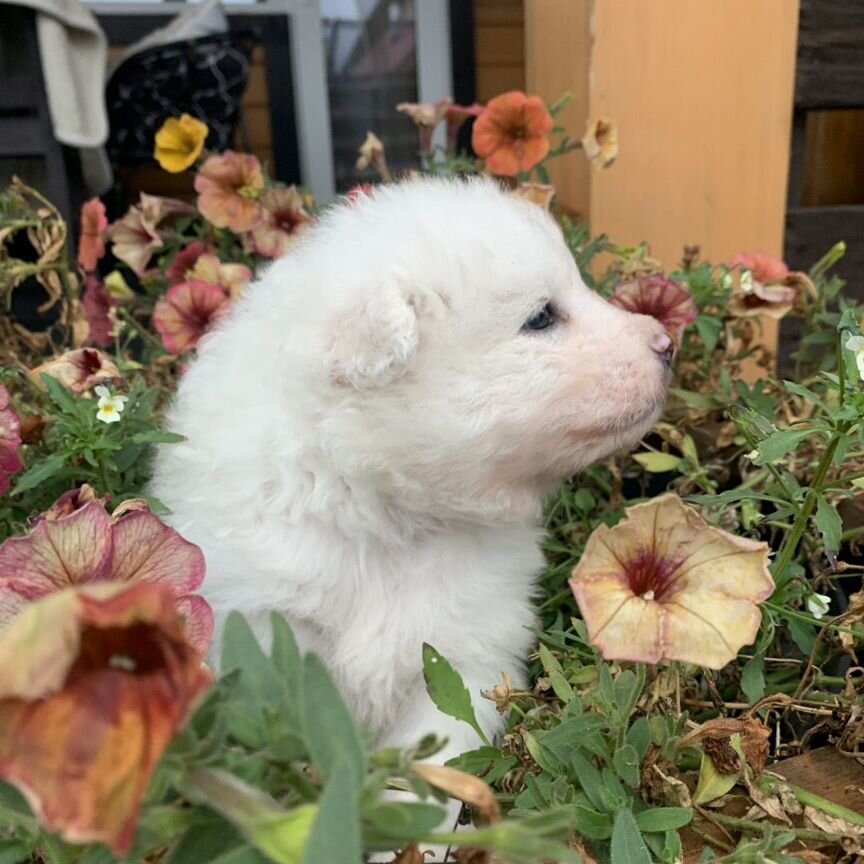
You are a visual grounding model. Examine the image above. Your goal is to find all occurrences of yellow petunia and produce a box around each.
[154,114,209,174]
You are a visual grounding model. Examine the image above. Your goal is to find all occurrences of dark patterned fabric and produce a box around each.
[106,33,254,164]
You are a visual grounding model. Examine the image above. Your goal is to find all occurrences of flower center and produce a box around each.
[625,547,683,602]
[238,184,262,200]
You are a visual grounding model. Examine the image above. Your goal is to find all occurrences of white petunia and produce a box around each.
[844,334,864,381]
[95,385,128,424]
[806,592,831,620]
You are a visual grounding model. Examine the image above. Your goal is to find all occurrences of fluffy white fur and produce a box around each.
[152,177,671,766]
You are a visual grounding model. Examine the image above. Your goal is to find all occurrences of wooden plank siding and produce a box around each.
[474,0,525,103]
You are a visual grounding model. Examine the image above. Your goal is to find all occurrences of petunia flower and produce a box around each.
[250,186,312,259]
[472,91,553,177]
[152,279,231,354]
[82,275,115,347]
[195,150,264,233]
[0,487,213,651]
[581,118,619,169]
[30,348,123,395]
[727,267,797,320]
[0,581,211,854]
[108,194,194,275]
[0,385,23,497]
[513,182,556,210]
[806,592,831,619]
[729,251,789,284]
[610,275,699,344]
[77,198,108,272]
[94,385,127,424]
[166,240,214,285]
[444,102,485,151]
[397,98,453,153]
[570,494,774,669]
[154,113,209,174]
[188,253,252,300]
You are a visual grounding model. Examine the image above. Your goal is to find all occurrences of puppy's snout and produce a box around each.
[650,330,675,368]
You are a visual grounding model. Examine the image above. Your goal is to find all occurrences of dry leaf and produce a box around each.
[411,764,500,824]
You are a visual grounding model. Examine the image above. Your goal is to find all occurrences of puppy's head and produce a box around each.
[298,179,671,521]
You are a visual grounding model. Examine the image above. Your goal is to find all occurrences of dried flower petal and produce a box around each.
[570,494,774,669]
[581,118,619,168]
[0,385,23,497]
[513,183,556,210]
[0,582,211,854]
[29,348,122,395]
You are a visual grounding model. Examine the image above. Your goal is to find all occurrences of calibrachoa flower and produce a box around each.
[30,348,122,395]
[570,494,774,669]
[581,118,619,169]
[77,197,107,271]
[250,186,312,259]
[727,266,797,319]
[108,194,194,275]
[0,581,211,854]
[0,384,23,496]
[472,91,553,177]
[82,275,115,347]
[95,385,127,424]
[153,279,231,354]
[154,113,209,174]
[610,275,698,344]
[0,486,213,651]
[195,150,264,232]
[166,240,214,285]
[729,251,789,284]
[188,253,253,300]
[397,98,452,153]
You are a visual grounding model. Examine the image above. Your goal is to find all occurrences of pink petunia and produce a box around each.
[152,279,231,354]
[0,385,23,497]
[82,275,115,347]
[610,275,699,345]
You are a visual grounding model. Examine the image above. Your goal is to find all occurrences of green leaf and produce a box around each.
[694,314,723,355]
[612,744,641,788]
[571,804,613,840]
[814,494,843,553]
[523,731,564,775]
[129,429,187,445]
[302,654,366,779]
[422,643,489,745]
[632,452,682,473]
[302,763,361,864]
[610,807,652,864]
[547,669,575,703]
[753,429,816,465]
[634,807,693,833]
[363,802,446,842]
[40,373,79,414]
[570,751,607,810]
[10,451,67,496]
[692,749,739,806]
[166,820,247,864]
[0,841,34,864]
[740,655,766,703]
[626,717,651,764]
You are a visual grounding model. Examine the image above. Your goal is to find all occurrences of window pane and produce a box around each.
[322,0,419,192]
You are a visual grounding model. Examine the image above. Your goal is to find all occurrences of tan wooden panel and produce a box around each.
[802,109,864,206]
[476,65,526,102]
[525,0,591,220]
[588,0,799,269]
[474,0,524,27]
[475,24,525,67]
[242,64,269,109]
[242,105,272,151]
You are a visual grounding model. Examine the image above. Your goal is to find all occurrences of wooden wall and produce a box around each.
[473,0,525,102]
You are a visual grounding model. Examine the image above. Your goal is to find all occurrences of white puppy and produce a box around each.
[152,177,671,765]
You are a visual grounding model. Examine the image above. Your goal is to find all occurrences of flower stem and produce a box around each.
[771,432,843,582]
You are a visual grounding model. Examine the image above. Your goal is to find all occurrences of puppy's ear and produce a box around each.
[326,279,418,389]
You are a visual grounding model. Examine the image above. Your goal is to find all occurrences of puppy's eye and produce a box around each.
[523,302,556,332]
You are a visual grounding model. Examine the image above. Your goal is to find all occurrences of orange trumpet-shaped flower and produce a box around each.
[154,113,209,174]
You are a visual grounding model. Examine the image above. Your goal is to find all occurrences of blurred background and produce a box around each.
[0,0,862,292]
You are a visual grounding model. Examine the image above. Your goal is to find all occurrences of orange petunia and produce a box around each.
[472,91,553,177]
[154,113,209,174]
[194,151,264,233]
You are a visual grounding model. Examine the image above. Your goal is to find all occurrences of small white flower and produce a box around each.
[806,592,831,620]
[745,449,759,461]
[95,384,128,424]
[844,333,864,381]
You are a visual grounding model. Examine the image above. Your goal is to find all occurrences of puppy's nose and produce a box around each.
[650,331,675,367]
